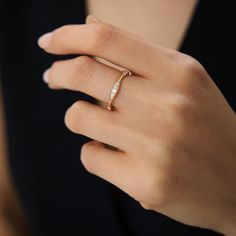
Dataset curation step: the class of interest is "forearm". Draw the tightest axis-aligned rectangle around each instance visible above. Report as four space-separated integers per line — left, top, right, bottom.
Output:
0 212 24 236
0 205 31 236
0 86 30 236
0 214 18 236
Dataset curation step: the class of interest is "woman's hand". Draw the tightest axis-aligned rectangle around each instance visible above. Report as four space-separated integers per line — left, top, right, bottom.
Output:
38 18 236 235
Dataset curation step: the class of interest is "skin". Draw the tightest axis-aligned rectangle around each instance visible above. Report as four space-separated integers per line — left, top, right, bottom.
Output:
86 0 198 49
37 16 236 235
0 2 235 235
86 0 198 73
0 1 199 234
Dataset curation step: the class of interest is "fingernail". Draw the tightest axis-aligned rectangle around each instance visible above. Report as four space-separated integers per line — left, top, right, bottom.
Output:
38 32 52 49
86 14 100 24
43 69 50 83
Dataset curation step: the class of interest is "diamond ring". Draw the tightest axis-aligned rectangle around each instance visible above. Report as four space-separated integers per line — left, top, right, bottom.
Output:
106 69 132 111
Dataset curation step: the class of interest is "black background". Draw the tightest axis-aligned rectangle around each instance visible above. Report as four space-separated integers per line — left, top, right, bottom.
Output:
1 0 234 235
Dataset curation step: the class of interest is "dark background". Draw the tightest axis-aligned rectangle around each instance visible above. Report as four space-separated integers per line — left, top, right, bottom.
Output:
0 0 234 235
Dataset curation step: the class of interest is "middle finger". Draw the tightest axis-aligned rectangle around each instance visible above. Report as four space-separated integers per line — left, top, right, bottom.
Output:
44 55 146 111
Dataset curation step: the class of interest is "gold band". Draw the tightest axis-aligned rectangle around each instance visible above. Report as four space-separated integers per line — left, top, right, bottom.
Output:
106 69 132 111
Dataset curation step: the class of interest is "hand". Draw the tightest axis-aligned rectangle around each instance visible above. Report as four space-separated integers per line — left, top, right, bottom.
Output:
38 18 236 235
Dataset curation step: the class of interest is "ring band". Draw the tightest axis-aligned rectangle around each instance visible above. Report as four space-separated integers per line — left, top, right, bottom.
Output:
106 69 132 111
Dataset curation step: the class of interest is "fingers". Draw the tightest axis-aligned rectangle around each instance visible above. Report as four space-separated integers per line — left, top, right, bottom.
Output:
81 141 132 191
65 100 130 150
38 22 167 78
81 140 158 203
44 56 144 111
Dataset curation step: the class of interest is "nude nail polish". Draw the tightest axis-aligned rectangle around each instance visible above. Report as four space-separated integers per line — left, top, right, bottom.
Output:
38 32 52 49
43 69 50 83
86 15 100 24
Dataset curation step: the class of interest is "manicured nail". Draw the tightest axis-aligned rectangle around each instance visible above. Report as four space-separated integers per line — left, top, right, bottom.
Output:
43 69 50 83
86 14 100 24
38 32 52 49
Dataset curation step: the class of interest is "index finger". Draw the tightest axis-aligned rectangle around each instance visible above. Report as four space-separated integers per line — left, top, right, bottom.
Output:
38 22 168 78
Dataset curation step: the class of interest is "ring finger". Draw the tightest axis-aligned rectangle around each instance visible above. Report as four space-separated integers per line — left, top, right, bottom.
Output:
44 55 146 112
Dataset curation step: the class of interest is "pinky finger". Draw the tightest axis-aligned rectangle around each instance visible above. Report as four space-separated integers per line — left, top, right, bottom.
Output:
80 140 132 191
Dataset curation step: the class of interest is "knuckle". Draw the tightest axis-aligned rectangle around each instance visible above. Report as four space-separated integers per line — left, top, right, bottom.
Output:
64 101 90 133
181 57 203 78
168 52 202 77
89 23 115 51
170 94 192 117
168 53 209 95
178 57 209 92
69 56 94 89
166 50 182 63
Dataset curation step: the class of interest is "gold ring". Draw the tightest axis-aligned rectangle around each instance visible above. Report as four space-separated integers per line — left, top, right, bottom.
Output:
106 69 132 111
